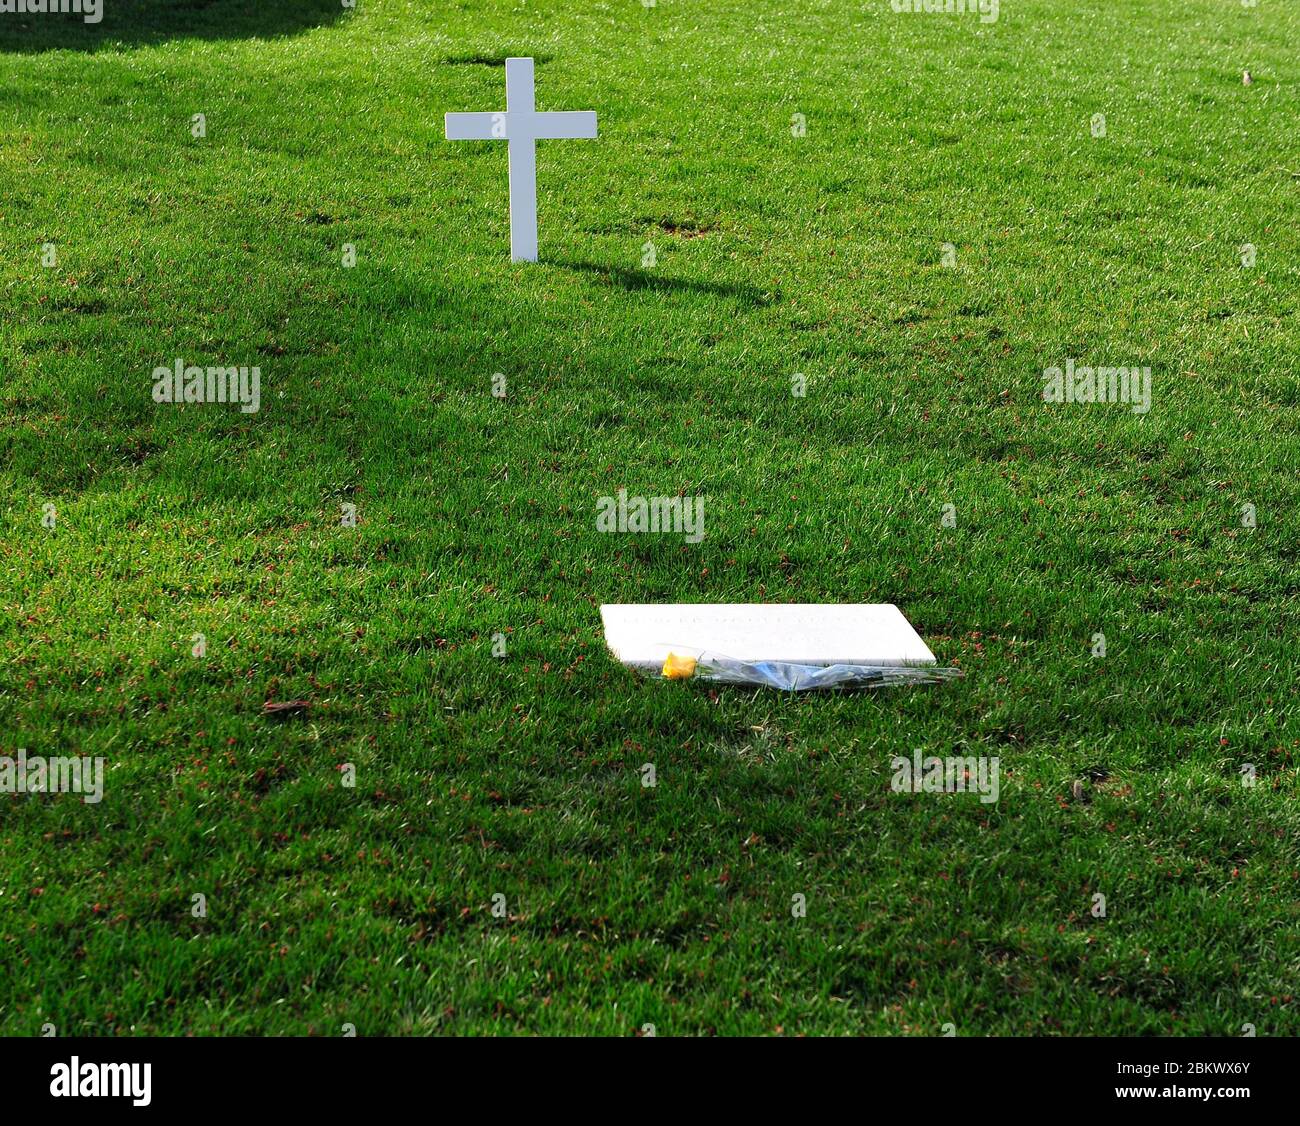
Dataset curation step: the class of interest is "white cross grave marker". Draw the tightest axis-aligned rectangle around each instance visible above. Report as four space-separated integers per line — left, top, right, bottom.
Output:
445 57 597 262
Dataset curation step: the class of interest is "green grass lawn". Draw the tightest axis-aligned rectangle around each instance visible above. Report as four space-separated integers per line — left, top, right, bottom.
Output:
1 0 1297 1036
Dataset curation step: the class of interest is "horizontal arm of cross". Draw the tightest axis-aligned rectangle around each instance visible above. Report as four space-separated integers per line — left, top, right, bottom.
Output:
445 111 597 141
530 111 597 139
445 112 500 141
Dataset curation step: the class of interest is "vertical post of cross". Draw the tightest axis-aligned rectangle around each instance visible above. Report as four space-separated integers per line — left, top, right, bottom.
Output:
505 58 538 263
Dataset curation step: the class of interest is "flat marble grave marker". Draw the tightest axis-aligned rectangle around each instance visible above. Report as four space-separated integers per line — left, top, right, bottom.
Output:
599 604 938 670
445 57 597 262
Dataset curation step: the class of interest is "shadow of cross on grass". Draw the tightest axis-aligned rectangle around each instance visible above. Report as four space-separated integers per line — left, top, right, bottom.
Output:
549 259 778 309
0 0 346 53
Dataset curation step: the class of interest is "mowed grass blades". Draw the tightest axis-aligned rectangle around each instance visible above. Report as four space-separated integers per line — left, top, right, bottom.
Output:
1 0 1297 1036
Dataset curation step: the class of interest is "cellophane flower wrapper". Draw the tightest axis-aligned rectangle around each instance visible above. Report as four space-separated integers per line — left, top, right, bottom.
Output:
651 652 961 691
